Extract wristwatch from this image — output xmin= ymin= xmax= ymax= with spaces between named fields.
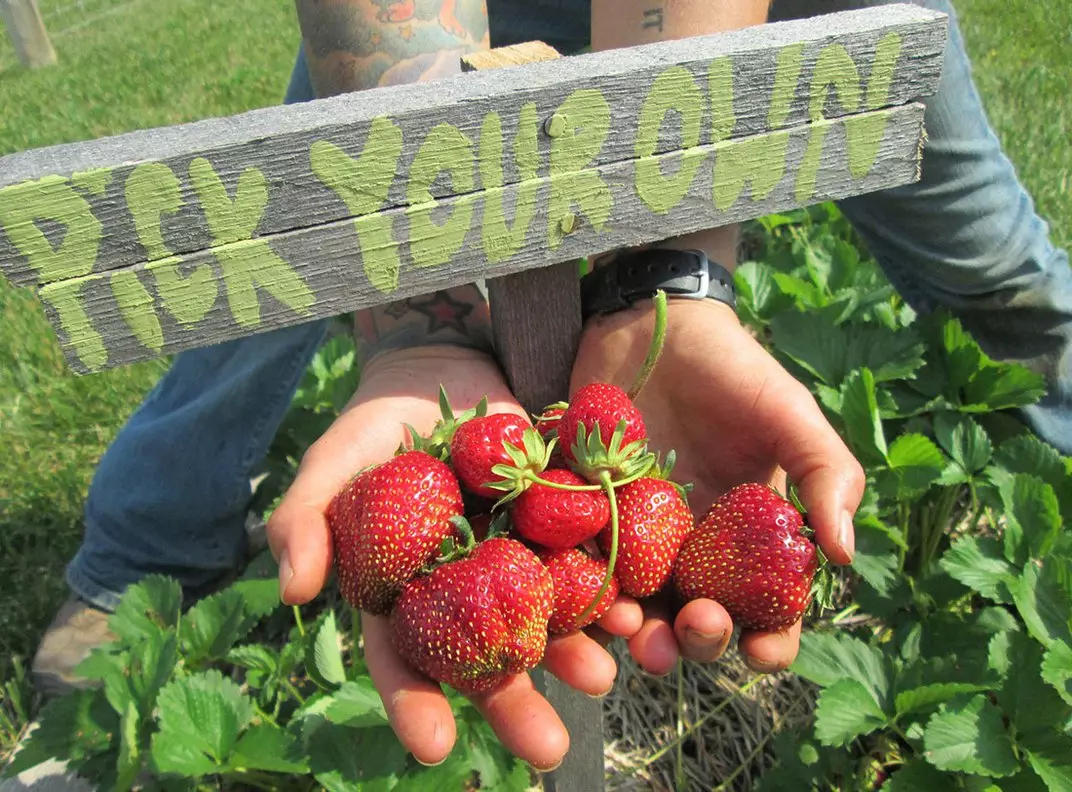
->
xmin=579 ymin=248 xmax=737 ymax=322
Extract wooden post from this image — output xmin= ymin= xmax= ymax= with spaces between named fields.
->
xmin=0 ymin=0 xmax=56 ymax=68
xmin=462 ymin=42 xmax=604 ymax=789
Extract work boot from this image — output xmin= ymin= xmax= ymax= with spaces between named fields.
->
xmin=30 ymin=598 xmax=115 ymax=699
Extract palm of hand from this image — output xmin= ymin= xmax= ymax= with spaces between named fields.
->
xmin=571 ymin=300 xmax=804 ymax=512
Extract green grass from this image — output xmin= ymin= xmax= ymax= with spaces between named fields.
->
xmin=0 ymin=0 xmax=303 ymax=689
xmin=955 ymin=0 xmax=1072 ymax=251
xmin=0 ymin=0 xmax=1068 ymax=743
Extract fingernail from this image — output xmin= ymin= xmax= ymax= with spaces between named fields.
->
xmin=532 ymin=758 xmax=563 ymax=774
xmin=415 ymin=755 xmax=448 ymax=768
xmin=278 ymin=551 xmax=295 ymax=604
xmin=838 ymin=511 xmax=856 ymax=562
xmin=747 ymin=658 xmax=782 ymax=675
xmin=685 ymin=628 xmax=727 ymax=650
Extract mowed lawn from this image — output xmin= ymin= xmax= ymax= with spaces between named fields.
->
xmin=0 ymin=0 xmax=1069 ymax=715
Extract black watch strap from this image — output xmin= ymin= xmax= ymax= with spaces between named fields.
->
xmin=580 ymin=248 xmax=736 ymax=321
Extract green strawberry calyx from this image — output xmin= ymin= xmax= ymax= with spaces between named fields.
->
xmin=569 ymin=420 xmax=656 ymax=483
xmin=398 ymin=386 xmax=489 ymax=461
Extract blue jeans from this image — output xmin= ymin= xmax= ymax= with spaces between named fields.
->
xmin=68 ymin=0 xmax=1072 ymax=609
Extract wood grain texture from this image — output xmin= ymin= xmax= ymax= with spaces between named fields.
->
xmin=0 ymin=0 xmax=55 ymax=68
xmin=467 ymin=42 xmax=602 ymax=792
xmin=461 ymin=41 xmax=562 ymax=72
xmin=0 ymin=4 xmax=947 ymax=286
xmin=41 ymin=102 xmax=927 ymax=372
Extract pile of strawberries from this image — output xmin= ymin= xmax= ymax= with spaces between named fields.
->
xmin=326 ymin=382 xmax=821 ymax=696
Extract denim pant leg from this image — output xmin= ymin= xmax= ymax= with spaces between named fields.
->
xmin=67 ymin=47 xmax=330 ymax=611
xmin=770 ymin=0 xmax=1072 ymax=454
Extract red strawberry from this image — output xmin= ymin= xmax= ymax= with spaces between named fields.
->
xmin=534 ymin=404 xmax=566 ymax=438
xmin=673 ymin=483 xmax=817 ymax=631
xmin=598 ymin=477 xmax=693 ymax=599
xmin=538 ymin=548 xmax=619 ymax=634
xmin=391 ymin=537 xmax=554 ymax=695
xmin=512 ymin=468 xmax=610 ymax=549
xmin=558 ymin=383 xmax=647 ymax=467
xmin=328 ymin=450 xmax=463 ymax=615
xmin=450 ymin=413 xmax=530 ymax=499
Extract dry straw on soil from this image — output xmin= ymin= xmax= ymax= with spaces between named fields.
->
xmin=601 ymin=645 xmax=817 ymax=791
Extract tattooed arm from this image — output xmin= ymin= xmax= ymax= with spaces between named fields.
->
xmin=293 ymin=0 xmax=493 ymax=362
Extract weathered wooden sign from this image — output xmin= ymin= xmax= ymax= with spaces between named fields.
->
xmin=0 ymin=4 xmax=946 ymax=374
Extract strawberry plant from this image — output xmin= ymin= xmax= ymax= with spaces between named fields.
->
xmin=739 ymin=206 xmax=1072 ymax=791
xmin=2 ymin=564 xmax=533 ymax=790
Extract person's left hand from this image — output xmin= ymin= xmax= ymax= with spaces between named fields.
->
xmin=571 ymin=298 xmax=866 ymax=675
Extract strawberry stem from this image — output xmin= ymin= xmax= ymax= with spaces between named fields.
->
xmin=577 ymin=471 xmax=619 ymax=624
xmin=524 ymin=467 xmax=652 ymax=493
xmin=292 ymin=606 xmax=306 ymax=638
xmin=627 ymin=290 xmax=668 ymax=401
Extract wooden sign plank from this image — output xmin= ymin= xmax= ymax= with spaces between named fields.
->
xmin=34 ymin=102 xmax=926 ymax=372
xmin=0 ymin=4 xmax=946 ymax=288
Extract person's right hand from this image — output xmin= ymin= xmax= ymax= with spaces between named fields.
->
xmin=265 ymin=346 xmax=642 ymax=770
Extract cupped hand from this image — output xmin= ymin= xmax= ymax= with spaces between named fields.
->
xmin=266 ymin=346 xmax=641 ymax=770
xmin=571 ymin=299 xmax=866 ymax=674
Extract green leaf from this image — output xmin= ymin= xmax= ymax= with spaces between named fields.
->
xmin=734 ymin=261 xmax=794 ymax=324
xmin=306 ymin=718 xmax=407 ymax=792
xmin=109 ymin=575 xmax=182 ymax=643
xmin=232 ymin=724 xmax=310 ymax=774
xmin=180 ymin=589 xmax=249 ymax=663
xmin=323 ymin=679 xmax=390 ymax=727
xmin=852 ymin=524 xmax=902 ymax=598
xmin=228 ymin=577 xmax=282 ymax=621
xmin=923 ymin=695 xmax=1019 ymax=777
xmin=461 ymin=714 xmax=532 ymax=791
xmin=115 ymin=700 xmax=141 ymax=792
xmin=963 ymin=363 xmax=1046 ymax=412
xmin=895 ymin=682 xmax=994 ymax=718
xmin=934 ymin=412 xmax=993 ymax=476
xmin=989 ymin=631 xmax=1072 ymax=738
xmin=128 ymin=628 xmax=179 ymax=716
xmin=226 ymin=644 xmax=278 ymax=674
xmin=791 ymin=632 xmax=890 ymax=708
xmin=813 ymin=679 xmax=887 ymax=746
xmin=151 ymin=731 xmax=220 ymax=778
xmin=3 ymin=689 xmax=118 ymax=777
xmin=1041 ymin=640 xmax=1072 ymax=706
xmin=153 ymin=670 xmax=253 ymax=770
xmin=883 ymin=759 xmax=959 ymax=791
xmin=1022 ymin=733 xmax=1072 ymax=792
xmin=1011 ymin=561 xmax=1072 ymax=648
xmin=771 ymin=310 xmax=924 ymax=387
xmin=308 ymin=610 xmax=346 ymax=691
xmin=992 ymin=435 xmax=1072 ymax=525
xmin=877 ymin=433 xmax=947 ymax=500
xmin=394 ymin=752 xmax=474 ymax=791
xmin=1000 ymin=474 xmax=1062 ymax=564
xmin=940 ymin=535 xmax=1016 ymax=602
xmin=840 ymin=368 xmax=888 ymax=466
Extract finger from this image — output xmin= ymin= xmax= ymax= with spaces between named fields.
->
xmin=672 ymin=599 xmax=733 ymax=664
xmin=541 ymin=631 xmax=618 ymax=697
xmin=764 ymin=380 xmax=866 ymax=565
xmin=596 ymin=595 xmax=645 ymax=638
xmin=738 ymin=619 xmax=803 ymax=674
xmin=627 ymin=614 xmax=680 ymax=676
xmin=363 ymin=613 xmax=458 ymax=765
xmin=471 ymin=675 xmax=570 ymax=771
